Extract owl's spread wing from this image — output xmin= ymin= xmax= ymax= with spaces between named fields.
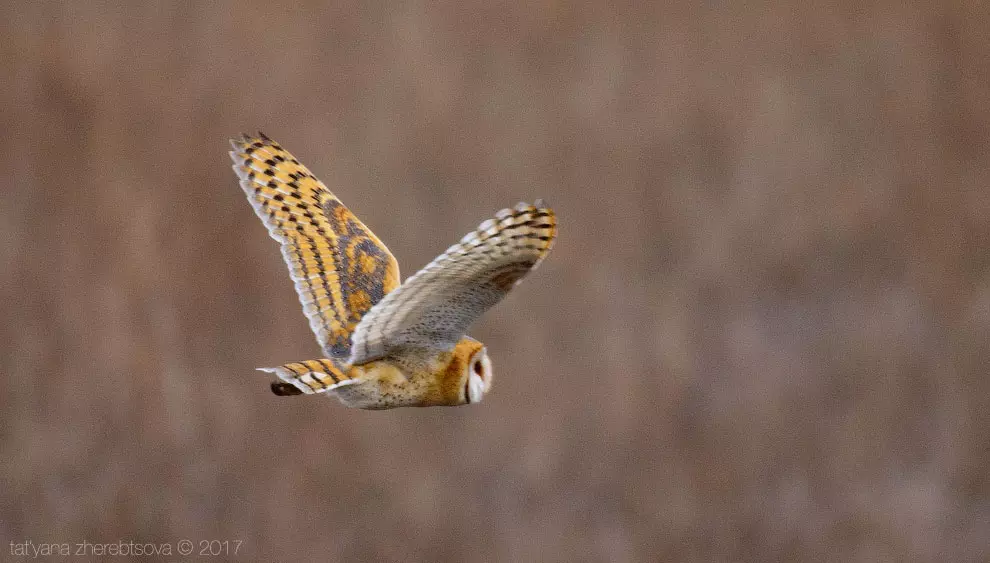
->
xmin=348 ymin=201 xmax=556 ymax=365
xmin=230 ymin=133 xmax=401 ymax=360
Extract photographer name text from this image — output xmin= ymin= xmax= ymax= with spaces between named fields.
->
xmin=10 ymin=539 xmax=242 ymax=558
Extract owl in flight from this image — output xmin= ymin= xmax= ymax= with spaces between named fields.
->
xmin=229 ymin=133 xmax=556 ymax=409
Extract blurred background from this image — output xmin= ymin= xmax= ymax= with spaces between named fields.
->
xmin=3 ymin=1 xmax=989 ymax=561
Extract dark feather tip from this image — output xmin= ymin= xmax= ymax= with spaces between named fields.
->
xmin=271 ymin=382 xmax=303 ymax=396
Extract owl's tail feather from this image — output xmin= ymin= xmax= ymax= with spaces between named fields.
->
xmin=258 ymin=359 xmax=351 ymax=396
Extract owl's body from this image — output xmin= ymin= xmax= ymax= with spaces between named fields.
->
xmin=323 ymin=338 xmax=486 ymax=409
xmin=229 ymin=133 xmax=555 ymax=409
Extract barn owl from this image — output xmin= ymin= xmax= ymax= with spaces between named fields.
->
xmin=229 ymin=133 xmax=556 ymax=409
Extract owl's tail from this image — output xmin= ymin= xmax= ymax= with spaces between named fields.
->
xmin=258 ymin=359 xmax=351 ymax=396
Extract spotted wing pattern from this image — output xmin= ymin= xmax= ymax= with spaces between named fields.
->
xmin=349 ymin=201 xmax=557 ymax=365
xmin=230 ymin=133 xmax=401 ymax=361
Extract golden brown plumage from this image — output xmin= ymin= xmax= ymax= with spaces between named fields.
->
xmin=230 ymin=133 xmax=555 ymax=409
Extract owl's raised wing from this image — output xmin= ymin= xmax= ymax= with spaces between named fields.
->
xmin=230 ymin=134 xmax=401 ymax=360
xmin=348 ymin=201 xmax=556 ymax=365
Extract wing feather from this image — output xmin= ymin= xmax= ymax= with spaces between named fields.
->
xmin=349 ymin=201 xmax=556 ymax=365
xmin=230 ymin=134 xmax=401 ymax=360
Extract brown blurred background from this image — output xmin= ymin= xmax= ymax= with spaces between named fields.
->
xmin=3 ymin=2 xmax=989 ymax=561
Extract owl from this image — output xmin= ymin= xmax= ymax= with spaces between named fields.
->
xmin=229 ymin=133 xmax=556 ymax=409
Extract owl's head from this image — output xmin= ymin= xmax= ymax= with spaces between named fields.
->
xmin=444 ymin=338 xmax=493 ymax=406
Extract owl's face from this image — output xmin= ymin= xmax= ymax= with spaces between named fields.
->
xmin=436 ymin=338 xmax=493 ymax=406
xmin=464 ymin=347 xmax=493 ymax=405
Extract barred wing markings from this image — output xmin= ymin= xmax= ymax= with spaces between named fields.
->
xmin=349 ymin=201 xmax=556 ymax=365
xmin=229 ymin=133 xmax=400 ymax=361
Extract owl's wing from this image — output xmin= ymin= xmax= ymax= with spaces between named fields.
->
xmin=348 ymin=201 xmax=556 ymax=365
xmin=230 ymin=133 xmax=401 ymax=360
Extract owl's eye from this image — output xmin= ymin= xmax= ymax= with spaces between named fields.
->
xmin=473 ymin=359 xmax=484 ymax=376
